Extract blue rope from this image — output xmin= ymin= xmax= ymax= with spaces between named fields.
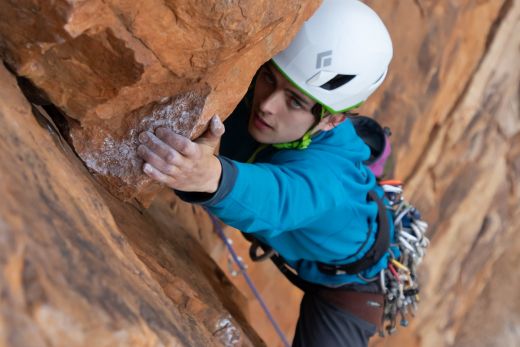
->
xmin=204 ymin=209 xmax=291 ymax=347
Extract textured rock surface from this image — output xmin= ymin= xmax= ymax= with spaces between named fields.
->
xmin=0 ymin=0 xmax=320 ymax=202
xmin=0 ymin=64 xmax=264 ymax=347
xmin=199 ymin=1 xmax=520 ymax=346
xmin=375 ymin=1 xmax=518 ymax=346
xmin=365 ymin=1 xmax=520 ymax=346
xmin=1 ymin=0 xmax=519 ymax=346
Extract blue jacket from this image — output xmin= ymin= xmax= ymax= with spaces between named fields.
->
xmin=178 ymin=99 xmax=396 ymax=286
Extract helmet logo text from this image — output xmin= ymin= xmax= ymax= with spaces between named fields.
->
xmin=316 ymin=50 xmax=333 ymax=69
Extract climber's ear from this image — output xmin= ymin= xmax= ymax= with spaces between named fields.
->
xmin=315 ymin=113 xmax=348 ymax=132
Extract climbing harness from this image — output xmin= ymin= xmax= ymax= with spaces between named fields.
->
xmin=349 ymin=115 xmax=430 ymax=334
xmin=204 ymin=208 xmax=291 ymax=347
xmin=246 ymin=181 xmax=429 ymax=336
xmin=377 ymin=179 xmax=429 ymax=336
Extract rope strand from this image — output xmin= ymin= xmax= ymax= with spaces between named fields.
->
xmin=204 ymin=208 xmax=291 ymax=347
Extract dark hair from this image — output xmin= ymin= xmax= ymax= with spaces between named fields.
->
xmin=311 ymin=104 xmax=323 ymax=120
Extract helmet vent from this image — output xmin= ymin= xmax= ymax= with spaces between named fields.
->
xmin=320 ymin=74 xmax=356 ymax=91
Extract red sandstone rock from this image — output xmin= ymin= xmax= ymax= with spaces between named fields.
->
xmin=0 ymin=0 xmax=321 ymax=202
xmin=2 ymin=1 xmax=520 ymax=346
xmin=0 ymin=63 xmax=263 ymax=347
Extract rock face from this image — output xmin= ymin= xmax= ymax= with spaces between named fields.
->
xmin=0 ymin=63 xmax=265 ymax=346
xmin=0 ymin=0 xmax=320 ymax=202
xmin=1 ymin=0 xmax=519 ymax=347
xmin=363 ymin=1 xmax=520 ymax=346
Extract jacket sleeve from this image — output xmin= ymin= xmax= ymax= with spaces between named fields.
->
xmin=178 ymin=149 xmax=372 ymax=239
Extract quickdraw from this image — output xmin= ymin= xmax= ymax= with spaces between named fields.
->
xmin=378 ymin=179 xmax=429 ymax=336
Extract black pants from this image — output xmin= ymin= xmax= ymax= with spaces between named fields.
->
xmin=292 ymin=292 xmax=377 ymax=347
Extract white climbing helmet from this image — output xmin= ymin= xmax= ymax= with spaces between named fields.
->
xmin=272 ymin=0 xmax=393 ymax=114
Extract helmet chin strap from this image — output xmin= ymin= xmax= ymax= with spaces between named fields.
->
xmin=272 ymin=131 xmax=313 ymax=150
xmin=272 ymin=106 xmax=327 ymax=150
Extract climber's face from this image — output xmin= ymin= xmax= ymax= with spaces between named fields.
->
xmin=248 ymin=63 xmax=317 ymax=144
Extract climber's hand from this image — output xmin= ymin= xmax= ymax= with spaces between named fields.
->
xmin=137 ymin=115 xmax=224 ymax=193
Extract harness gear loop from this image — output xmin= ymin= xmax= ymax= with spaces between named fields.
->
xmin=378 ymin=181 xmax=429 ymax=337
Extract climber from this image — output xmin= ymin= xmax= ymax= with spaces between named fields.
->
xmin=137 ymin=0 xmax=396 ymax=346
